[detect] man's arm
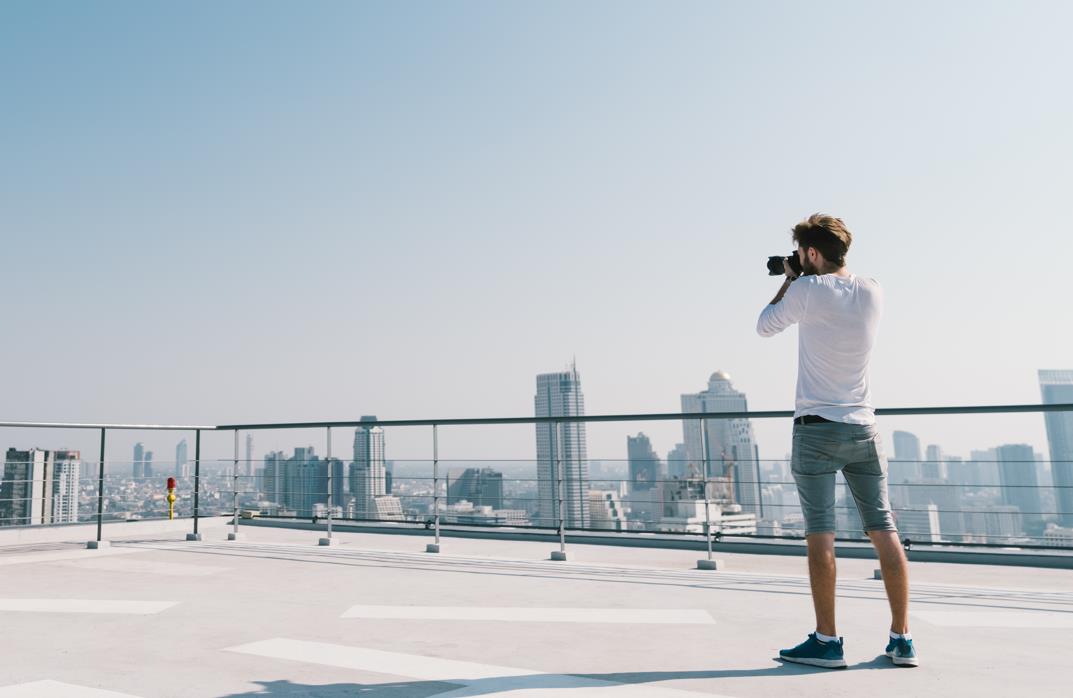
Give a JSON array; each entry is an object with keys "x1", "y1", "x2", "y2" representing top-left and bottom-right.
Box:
[{"x1": 757, "y1": 267, "x2": 808, "y2": 337}]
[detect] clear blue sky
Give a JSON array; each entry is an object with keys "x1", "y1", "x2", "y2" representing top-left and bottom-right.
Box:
[{"x1": 2, "y1": 1, "x2": 1071, "y2": 464}]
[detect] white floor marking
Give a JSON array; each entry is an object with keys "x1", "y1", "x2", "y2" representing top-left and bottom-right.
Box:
[
  {"x1": 0, "y1": 599, "x2": 177, "y2": 615},
  {"x1": 227, "y1": 638, "x2": 539, "y2": 681},
  {"x1": 0, "y1": 680, "x2": 143, "y2": 697},
  {"x1": 56, "y1": 558, "x2": 228, "y2": 577},
  {"x1": 341, "y1": 605, "x2": 715, "y2": 624},
  {"x1": 0, "y1": 547, "x2": 146, "y2": 567},
  {"x1": 225, "y1": 638, "x2": 733, "y2": 697},
  {"x1": 913, "y1": 610, "x2": 1073, "y2": 628}
]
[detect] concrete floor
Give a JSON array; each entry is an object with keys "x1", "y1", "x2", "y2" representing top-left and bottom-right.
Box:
[{"x1": 0, "y1": 521, "x2": 1069, "y2": 697}]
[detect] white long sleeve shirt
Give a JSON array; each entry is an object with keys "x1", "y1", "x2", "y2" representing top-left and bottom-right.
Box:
[{"x1": 757, "y1": 273, "x2": 883, "y2": 425}]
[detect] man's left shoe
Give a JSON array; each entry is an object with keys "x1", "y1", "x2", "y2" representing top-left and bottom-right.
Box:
[{"x1": 885, "y1": 636, "x2": 919, "y2": 667}]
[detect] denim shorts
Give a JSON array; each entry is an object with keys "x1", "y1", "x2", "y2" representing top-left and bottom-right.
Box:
[{"x1": 791, "y1": 421, "x2": 897, "y2": 536}]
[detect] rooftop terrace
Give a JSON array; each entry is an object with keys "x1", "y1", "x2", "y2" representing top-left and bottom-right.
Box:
[{"x1": 1, "y1": 518, "x2": 1069, "y2": 697}]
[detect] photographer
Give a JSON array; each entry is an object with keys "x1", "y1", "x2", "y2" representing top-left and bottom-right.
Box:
[{"x1": 757, "y1": 214, "x2": 916, "y2": 669}]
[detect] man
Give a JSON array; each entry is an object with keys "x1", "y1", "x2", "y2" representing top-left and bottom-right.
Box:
[{"x1": 756, "y1": 214, "x2": 917, "y2": 669}]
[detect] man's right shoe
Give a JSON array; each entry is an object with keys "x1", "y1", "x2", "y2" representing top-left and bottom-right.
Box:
[
  {"x1": 885, "y1": 636, "x2": 919, "y2": 667},
  {"x1": 779, "y1": 633, "x2": 847, "y2": 668}
]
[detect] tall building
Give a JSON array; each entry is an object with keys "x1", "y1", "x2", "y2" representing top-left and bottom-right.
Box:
[
  {"x1": 922, "y1": 444, "x2": 945, "y2": 480},
  {"x1": 245, "y1": 434, "x2": 254, "y2": 478},
  {"x1": 666, "y1": 442, "x2": 690, "y2": 480},
  {"x1": 351, "y1": 416, "x2": 386, "y2": 519},
  {"x1": 890, "y1": 431, "x2": 922, "y2": 483},
  {"x1": 996, "y1": 444, "x2": 1044, "y2": 536},
  {"x1": 132, "y1": 442, "x2": 145, "y2": 480},
  {"x1": 143, "y1": 451, "x2": 154, "y2": 479},
  {"x1": 1040, "y1": 370, "x2": 1073, "y2": 526},
  {"x1": 262, "y1": 451, "x2": 286, "y2": 505},
  {"x1": 627, "y1": 433, "x2": 660, "y2": 492},
  {"x1": 0, "y1": 448, "x2": 80, "y2": 526},
  {"x1": 680, "y1": 372, "x2": 761, "y2": 516},
  {"x1": 175, "y1": 439, "x2": 189, "y2": 479},
  {"x1": 534, "y1": 364, "x2": 590, "y2": 529},
  {"x1": 447, "y1": 468, "x2": 504, "y2": 509},
  {"x1": 285, "y1": 446, "x2": 322, "y2": 518}
]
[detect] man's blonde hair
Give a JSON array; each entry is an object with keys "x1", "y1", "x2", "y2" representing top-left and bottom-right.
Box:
[{"x1": 792, "y1": 214, "x2": 852, "y2": 267}]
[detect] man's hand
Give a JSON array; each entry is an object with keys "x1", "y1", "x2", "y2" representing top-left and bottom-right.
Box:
[{"x1": 769, "y1": 263, "x2": 798, "y2": 305}]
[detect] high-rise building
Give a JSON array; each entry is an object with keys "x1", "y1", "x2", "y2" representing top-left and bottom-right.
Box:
[
  {"x1": 262, "y1": 451, "x2": 286, "y2": 505},
  {"x1": 351, "y1": 416, "x2": 386, "y2": 519},
  {"x1": 0, "y1": 448, "x2": 80, "y2": 526},
  {"x1": 627, "y1": 433, "x2": 660, "y2": 492},
  {"x1": 143, "y1": 451, "x2": 154, "y2": 480},
  {"x1": 890, "y1": 431, "x2": 922, "y2": 483},
  {"x1": 285, "y1": 446, "x2": 322, "y2": 518},
  {"x1": 588, "y1": 490, "x2": 627, "y2": 531},
  {"x1": 447, "y1": 468, "x2": 504, "y2": 509},
  {"x1": 680, "y1": 372, "x2": 761, "y2": 516},
  {"x1": 132, "y1": 442, "x2": 145, "y2": 480},
  {"x1": 996, "y1": 444, "x2": 1044, "y2": 536},
  {"x1": 666, "y1": 442, "x2": 690, "y2": 480},
  {"x1": 922, "y1": 444, "x2": 945, "y2": 480},
  {"x1": 534, "y1": 364, "x2": 590, "y2": 529},
  {"x1": 245, "y1": 434, "x2": 254, "y2": 478},
  {"x1": 1040, "y1": 370, "x2": 1073, "y2": 527},
  {"x1": 175, "y1": 439, "x2": 189, "y2": 479}
]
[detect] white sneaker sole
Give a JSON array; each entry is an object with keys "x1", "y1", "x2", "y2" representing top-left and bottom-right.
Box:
[
  {"x1": 780, "y1": 655, "x2": 847, "y2": 669},
  {"x1": 886, "y1": 650, "x2": 919, "y2": 667}
]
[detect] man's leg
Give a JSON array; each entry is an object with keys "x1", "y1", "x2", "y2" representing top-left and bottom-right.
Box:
[
  {"x1": 806, "y1": 532, "x2": 838, "y2": 636},
  {"x1": 868, "y1": 530, "x2": 909, "y2": 634}
]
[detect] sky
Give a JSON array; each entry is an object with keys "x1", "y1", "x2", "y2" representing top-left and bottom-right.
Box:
[{"x1": 2, "y1": 1, "x2": 1071, "y2": 467}]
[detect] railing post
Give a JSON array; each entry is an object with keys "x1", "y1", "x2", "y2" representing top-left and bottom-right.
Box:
[
  {"x1": 229, "y1": 430, "x2": 240, "y2": 541},
  {"x1": 186, "y1": 429, "x2": 203, "y2": 541},
  {"x1": 551, "y1": 420, "x2": 568, "y2": 561},
  {"x1": 319, "y1": 426, "x2": 336, "y2": 546},
  {"x1": 86, "y1": 428, "x2": 108, "y2": 549},
  {"x1": 426, "y1": 424, "x2": 441, "y2": 553},
  {"x1": 698, "y1": 418, "x2": 721, "y2": 570}
]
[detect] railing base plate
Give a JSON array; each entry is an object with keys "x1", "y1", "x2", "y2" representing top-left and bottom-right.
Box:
[
  {"x1": 186, "y1": 533, "x2": 203, "y2": 542},
  {"x1": 318, "y1": 537, "x2": 337, "y2": 546},
  {"x1": 426, "y1": 544, "x2": 441, "y2": 553},
  {"x1": 86, "y1": 540, "x2": 110, "y2": 550},
  {"x1": 550, "y1": 551, "x2": 568, "y2": 561},
  {"x1": 697, "y1": 559, "x2": 723, "y2": 570}
]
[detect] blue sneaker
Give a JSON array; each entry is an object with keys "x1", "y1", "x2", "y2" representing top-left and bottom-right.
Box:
[
  {"x1": 779, "y1": 633, "x2": 847, "y2": 668},
  {"x1": 885, "y1": 636, "x2": 918, "y2": 667}
]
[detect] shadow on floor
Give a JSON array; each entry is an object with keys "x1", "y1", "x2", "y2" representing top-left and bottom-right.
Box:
[{"x1": 217, "y1": 660, "x2": 904, "y2": 697}]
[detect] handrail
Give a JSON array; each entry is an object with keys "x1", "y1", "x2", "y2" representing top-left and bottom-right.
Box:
[{"x1": 2, "y1": 403, "x2": 1071, "y2": 432}]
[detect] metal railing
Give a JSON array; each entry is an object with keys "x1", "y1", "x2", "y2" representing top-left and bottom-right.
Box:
[{"x1": 2, "y1": 404, "x2": 1072, "y2": 559}]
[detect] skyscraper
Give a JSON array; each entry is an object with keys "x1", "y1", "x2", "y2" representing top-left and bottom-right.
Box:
[
  {"x1": 626, "y1": 433, "x2": 662, "y2": 529},
  {"x1": 627, "y1": 433, "x2": 660, "y2": 492},
  {"x1": 534, "y1": 364, "x2": 590, "y2": 529},
  {"x1": 351, "y1": 416, "x2": 386, "y2": 519},
  {"x1": 1040, "y1": 370, "x2": 1073, "y2": 526},
  {"x1": 996, "y1": 443, "x2": 1043, "y2": 536},
  {"x1": 890, "y1": 431, "x2": 922, "y2": 483},
  {"x1": 0, "y1": 448, "x2": 80, "y2": 526},
  {"x1": 132, "y1": 442, "x2": 145, "y2": 480},
  {"x1": 447, "y1": 468, "x2": 504, "y2": 509},
  {"x1": 175, "y1": 439, "x2": 189, "y2": 479},
  {"x1": 245, "y1": 434, "x2": 254, "y2": 478},
  {"x1": 143, "y1": 451, "x2": 154, "y2": 479},
  {"x1": 666, "y1": 442, "x2": 690, "y2": 480},
  {"x1": 680, "y1": 372, "x2": 761, "y2": 516}
]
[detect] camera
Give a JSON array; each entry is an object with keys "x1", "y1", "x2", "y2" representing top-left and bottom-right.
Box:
[{"x1": 766, "y1": 252, "x2": 803, "y2": 276}]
